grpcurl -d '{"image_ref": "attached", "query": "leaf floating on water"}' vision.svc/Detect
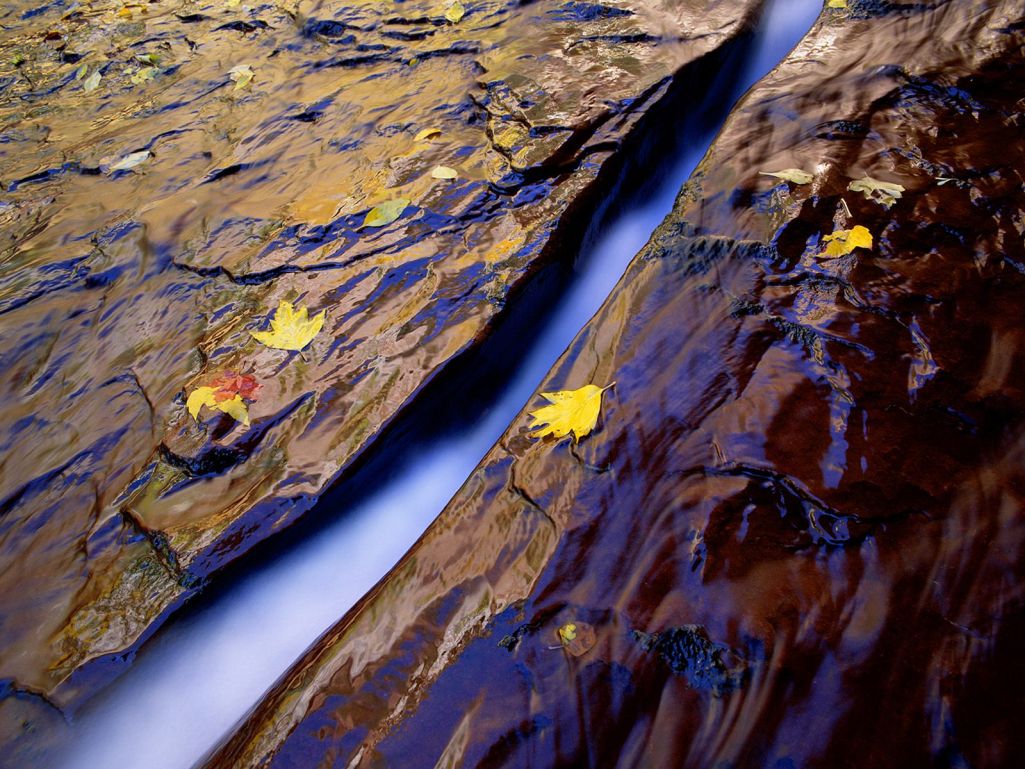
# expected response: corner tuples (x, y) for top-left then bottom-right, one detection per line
(556, 622), (596, 656)
(529, 383), (614, 443)
(847, 175), (905, 207)
(130, 66), (157, 85)
(361, 198), (411, 228)
(820, 224), (873, 258)
(108, 150), (151, 172)
(250, 300), (325, 351)
(414, 127), (441, 143)
(229, 64), (254, 90)
(83, 68), (102, 91)
(431, 165), (458, 179)
(187, 373), (259, 427)
(759, 168), (814, 185)
(444, 1), (465, 23)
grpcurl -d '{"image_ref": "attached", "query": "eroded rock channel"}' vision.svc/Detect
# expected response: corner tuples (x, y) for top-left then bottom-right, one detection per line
(196, 1), (1025, 767)
(0, 0), (766, 754)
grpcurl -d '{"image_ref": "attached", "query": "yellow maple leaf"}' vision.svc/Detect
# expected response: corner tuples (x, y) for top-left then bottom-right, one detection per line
(250, 300), (325, 351)
(555, 621), (596, 656)
(444, 1), (465, 23)
(529, 383), (614, 443)
(187, 387), (250, 426)
(820, 224), (872, 258)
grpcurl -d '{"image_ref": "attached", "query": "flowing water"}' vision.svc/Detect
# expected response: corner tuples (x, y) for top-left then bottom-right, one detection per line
(49, 1), (822, 767)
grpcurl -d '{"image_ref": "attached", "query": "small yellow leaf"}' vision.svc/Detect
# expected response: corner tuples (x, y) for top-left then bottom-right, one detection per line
(431, 165), (458, 180)
(130, 66), (157, 84)
(187, 387), (218, 419)
(108, 150), (151, 172)
(229, 64), (253, 90)
(529, 383), (613, 443)
(557, 623), (577, 644)
(83, 68), (102, 91)
(759, 168), (813, 185)
(820, 224), (873, 258)
(827, 0), (847, 8)
(556, 621), (596, 656)
(847, 176), (905, 207)
(250, 300), (326, 351)
(444, 1), (465, 23)
(414, 127), (442, 143)
(361, 198), (411, 228)
(214, 395), (249, 426)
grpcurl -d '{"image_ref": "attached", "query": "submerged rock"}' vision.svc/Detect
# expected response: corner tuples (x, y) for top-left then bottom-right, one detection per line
(0, 0), (763, 747)
(199, 2), (1025, 767)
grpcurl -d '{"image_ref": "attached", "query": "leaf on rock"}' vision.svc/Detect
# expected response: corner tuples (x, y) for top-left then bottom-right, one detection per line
(83, 68), (102, 91)
(431, 165), (457, 179)
(136, 53), (160, 66)
(414, 127), (441, 143)
(445, 1), (465, 23)
(229, 64), (253, 90)
(820, 224), (872, 258)
(827, 0), (848, 8)
(187, 372), (260, 426)
(556, 622), (596, 657)
(847, 175), (905, 207)
(759, 168), (813, 185)
(130, 66), (157, 85)
(250, 300), (326, 351)
(361, 198), (411, 228)
(529, 383), (614, 443)
(108, 150), (151, 172)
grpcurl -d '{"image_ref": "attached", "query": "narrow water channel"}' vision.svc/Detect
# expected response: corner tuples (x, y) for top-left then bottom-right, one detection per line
(53, 2), (821, 767)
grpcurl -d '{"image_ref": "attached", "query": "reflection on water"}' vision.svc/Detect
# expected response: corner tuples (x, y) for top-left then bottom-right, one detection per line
(53, 1), (821, 767)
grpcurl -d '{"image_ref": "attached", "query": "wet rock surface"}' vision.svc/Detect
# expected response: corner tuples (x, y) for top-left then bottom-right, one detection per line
(0, 0), (762, 733)
(200, 1), (1025, 767)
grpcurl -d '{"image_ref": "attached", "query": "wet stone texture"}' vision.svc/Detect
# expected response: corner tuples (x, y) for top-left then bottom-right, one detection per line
(0, 0), (763, 735)
(201, 1), (1025, 767)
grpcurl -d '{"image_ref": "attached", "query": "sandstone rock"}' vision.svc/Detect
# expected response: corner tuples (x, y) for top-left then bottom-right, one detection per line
(200, 2), (1025, 766)
(0, 0), (761, 727)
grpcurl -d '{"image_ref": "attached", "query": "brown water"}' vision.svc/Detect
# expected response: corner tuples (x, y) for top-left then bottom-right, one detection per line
(195, 1), (1025, 767)
(0, 0), (758, 721)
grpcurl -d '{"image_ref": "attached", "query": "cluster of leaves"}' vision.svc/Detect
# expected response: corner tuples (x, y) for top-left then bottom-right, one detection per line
(187, 372), (260, 426)
(188, 301), (324, 428)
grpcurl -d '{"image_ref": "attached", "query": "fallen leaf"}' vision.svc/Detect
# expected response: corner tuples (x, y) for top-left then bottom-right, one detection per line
(361, 198), (411, 228)
(136, 52), (160, 66)
(187, 373), (260, 426)
(431, 165), (458, 179)
(847, 175), (905, 207)
(250, 300), (325, 351)
(108, 150), (151, 172)
(74, 63), (88, 80)
(556, 622), (596, 657)
(229, 63), (253, 90)
(820, 224), (873, 258)
(225, 0), (241, 7)
(445, 1), (465, 23)
(209, 371), (260, 401)
(827, 0), (847, 8)
(759, 168), (814, 185)
(83, 68), (101, 91)
(130, 66), (157, 84)
(414, 127), (441, 143)
(529, 383), (614, 442)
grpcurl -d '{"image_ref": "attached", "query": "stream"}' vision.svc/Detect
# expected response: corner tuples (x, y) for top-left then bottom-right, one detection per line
(52, 1), (822, 767)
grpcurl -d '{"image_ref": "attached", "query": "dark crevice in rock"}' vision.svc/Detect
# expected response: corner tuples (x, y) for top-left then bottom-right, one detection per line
(632, 626), (750, 695)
